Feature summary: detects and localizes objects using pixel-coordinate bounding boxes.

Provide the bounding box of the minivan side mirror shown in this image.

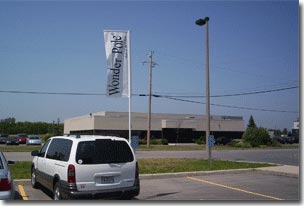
[31,150,39,157]
[7,160,15,165]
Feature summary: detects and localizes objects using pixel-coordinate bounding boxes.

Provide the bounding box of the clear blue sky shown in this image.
[0,1,299,130]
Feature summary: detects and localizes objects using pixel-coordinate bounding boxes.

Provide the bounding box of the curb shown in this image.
[254,167,299,178]
[139,168,255,180]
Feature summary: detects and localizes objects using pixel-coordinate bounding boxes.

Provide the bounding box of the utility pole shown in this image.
[143,51,157,148]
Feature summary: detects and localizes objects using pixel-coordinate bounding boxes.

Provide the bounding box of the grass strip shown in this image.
[9,161,32,179]
[9,159,272,179]
[138,158,272,174]
[137,144,298,151]
[0,145,41,152]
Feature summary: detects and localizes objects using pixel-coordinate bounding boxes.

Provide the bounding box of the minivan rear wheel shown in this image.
[31,169,39,189]
[53,182,62,200]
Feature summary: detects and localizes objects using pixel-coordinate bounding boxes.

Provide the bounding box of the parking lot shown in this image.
[6,148,300,201]
[15,170,299,201]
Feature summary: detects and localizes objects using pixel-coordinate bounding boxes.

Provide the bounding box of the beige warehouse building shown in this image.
[64,111,245,143]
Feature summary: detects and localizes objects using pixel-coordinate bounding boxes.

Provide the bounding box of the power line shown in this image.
[156,50,296,83]
[152,86,298,98]
[159,96,298,114]
[0,87,298,114]
[0,90,107,96]
[0,85,298,99]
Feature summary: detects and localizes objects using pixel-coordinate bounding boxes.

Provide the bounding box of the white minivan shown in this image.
[31,135,140,200]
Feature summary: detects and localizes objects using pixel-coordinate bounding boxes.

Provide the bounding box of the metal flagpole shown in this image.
[127,31,132,143]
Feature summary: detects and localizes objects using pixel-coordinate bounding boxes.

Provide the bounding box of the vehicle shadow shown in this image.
[39,185,54,200]
[14,191,23,200]
[144,192,179,200]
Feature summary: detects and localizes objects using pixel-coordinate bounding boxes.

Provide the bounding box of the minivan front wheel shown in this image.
[53,182,62,200]
[31,169,39,189]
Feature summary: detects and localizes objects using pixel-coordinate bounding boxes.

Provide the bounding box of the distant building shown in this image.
[292,118,299,142]
[268,129,275,139]
[64,111,245,143]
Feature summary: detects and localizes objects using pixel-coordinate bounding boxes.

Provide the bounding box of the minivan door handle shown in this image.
[55,163,65,168]
[109,163,123,168]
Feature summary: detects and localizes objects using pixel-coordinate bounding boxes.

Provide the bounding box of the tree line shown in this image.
[0,117,63,135]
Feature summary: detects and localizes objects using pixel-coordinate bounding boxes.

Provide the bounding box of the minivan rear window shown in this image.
[76,139,134,164]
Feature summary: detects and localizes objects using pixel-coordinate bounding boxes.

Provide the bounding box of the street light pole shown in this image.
[147,50,153,148]
[196,17,211,164]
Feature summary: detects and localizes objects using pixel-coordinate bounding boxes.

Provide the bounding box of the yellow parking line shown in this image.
[17,185,28,200]
[187,176,284,200]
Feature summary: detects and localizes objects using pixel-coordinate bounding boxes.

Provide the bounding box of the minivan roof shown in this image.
[51,135,127,142]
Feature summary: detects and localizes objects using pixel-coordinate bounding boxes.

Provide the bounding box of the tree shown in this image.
[247,115,257,128]
[243,116,271,147]
[0,117,16,134]
[274,130,282,136]
[282,128,288,135]
[0,117,63,135]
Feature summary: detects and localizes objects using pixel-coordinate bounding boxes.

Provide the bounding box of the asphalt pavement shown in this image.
[14,165,299,200]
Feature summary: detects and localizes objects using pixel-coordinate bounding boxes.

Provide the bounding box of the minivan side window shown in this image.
[40,139,51,157]
[0,157,3,169]
[46,139,73,162]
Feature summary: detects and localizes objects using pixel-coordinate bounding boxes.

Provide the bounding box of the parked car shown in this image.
[273,136,296,144]
[0,151,15,200]
[6,136,19,145]
[26,136,42,146]
[215,136,230,145]
[31,135,140,200]
[17,134,28,144]
[0,135,8,144]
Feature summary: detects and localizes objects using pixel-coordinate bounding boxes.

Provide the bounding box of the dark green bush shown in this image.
[150,139,168,145]
[139,139,147,145]
[195,136,206,145]
[267,139,282,147]
[242,127,271,147]
[160,138,168,145]
[230,139,242,147]
[232,141,252,148]
[140,138,168,145]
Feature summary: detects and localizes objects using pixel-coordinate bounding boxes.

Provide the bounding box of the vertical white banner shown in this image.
[104,30,129,97]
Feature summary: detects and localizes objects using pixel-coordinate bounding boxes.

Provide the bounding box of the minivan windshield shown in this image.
[76,139,134,164]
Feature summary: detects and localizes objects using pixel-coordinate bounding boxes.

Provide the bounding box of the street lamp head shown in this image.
[195,17,210,26]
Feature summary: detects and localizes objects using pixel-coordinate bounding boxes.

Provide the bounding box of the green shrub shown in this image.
[242,127,271,147]
[195,136,206,145]
[140,138,168,145]
[241,142,252,148]
[234,141,252,148]
[160,138,168,145]
[267,139,282,147]
[150,139,169,145]
[139,139,147,145]
[235,142,243,147]
[230,139,242,147]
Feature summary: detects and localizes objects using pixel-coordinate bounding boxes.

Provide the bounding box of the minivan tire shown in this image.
[53,182,62,200]
[31,168,39,189]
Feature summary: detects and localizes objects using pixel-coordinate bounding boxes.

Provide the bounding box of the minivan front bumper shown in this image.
[60,179,140,200]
